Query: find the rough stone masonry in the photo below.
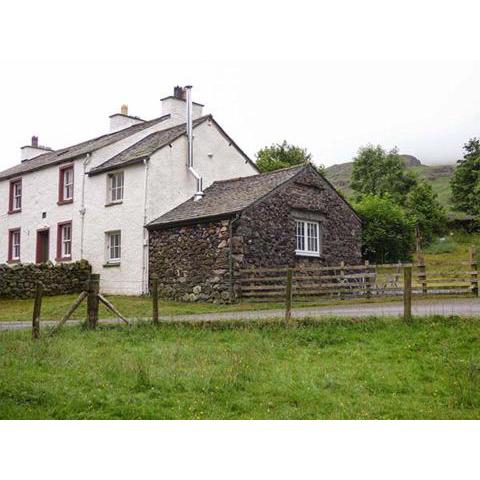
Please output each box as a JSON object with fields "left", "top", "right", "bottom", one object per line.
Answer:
{"left": 148, "top": 165, "right": 362, "bottom": 303}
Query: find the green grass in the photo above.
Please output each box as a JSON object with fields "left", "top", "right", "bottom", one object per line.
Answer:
{"left": 0, "top": 316, "right": 479, "bottom": 419}
{"left": 422, "top": 232, "right": 480, "bottom": 273}
{"left": 424, "top": 237, "right": 459, "bottom": 255}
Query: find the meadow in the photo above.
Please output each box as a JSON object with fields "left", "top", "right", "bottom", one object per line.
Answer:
{"left": 0, "top": 316, "right": 479, "bottom": 419}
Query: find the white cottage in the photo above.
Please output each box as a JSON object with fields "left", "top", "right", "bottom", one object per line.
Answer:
{"left": 0, "top": 86, "right": 258, "bottom": 294}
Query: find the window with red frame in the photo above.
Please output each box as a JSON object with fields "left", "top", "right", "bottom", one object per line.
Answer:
{"left": 9, "top": 179, "right": 22, "bottom": 212}
{"left": 8, "top": 229, "right": 21, "bottom": 262}
{"left": 59, "top": 166, "right": 74, "bottom": 203}
{"left": 57, "top": 222, "right": 72, "bottom": 260}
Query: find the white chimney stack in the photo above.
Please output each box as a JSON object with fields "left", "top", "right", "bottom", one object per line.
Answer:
{"left": 109, "top": 104, "right": 144, "bottom": 133}
{"left": 161, "top": 86, "right": 204, "bottom": 123}
{"left": 21, "top": 136, "right": 52, "bottom": 162}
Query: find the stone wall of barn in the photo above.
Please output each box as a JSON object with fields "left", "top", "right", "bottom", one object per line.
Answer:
{"left": 148, "top": 219, "right": 233, "bottom": 303}
{"left": 0, "top": 260, "right": 91, "bottom": 299}
{"left": 235, "top": 166, "right": 362, "bottom": 271}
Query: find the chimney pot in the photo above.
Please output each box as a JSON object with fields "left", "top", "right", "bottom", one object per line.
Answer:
{"left": 31, "top": 136, "right": 38, "bottom": 148}
{"left": 120, "top": 104, "right": 128, "bottom": 115}
{"left": 173, "top": 86, "right": 183, "bottom": 99}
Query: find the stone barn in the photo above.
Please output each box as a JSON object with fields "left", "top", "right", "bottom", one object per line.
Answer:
{"left": 147, "top": 164, "right": 362, "bottom": 302}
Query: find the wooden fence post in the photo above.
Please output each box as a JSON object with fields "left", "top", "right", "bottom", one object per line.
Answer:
{"left": 284, "top": 269, "right": 293, "bottom": 327}
{"left": 32, "top": 281, "right": 43, "bottom": 339}
{"left": 87, "top": 273, "right": 100, "bottom": 329}
{"left": 403, "top": 266, "right": 412, "bottom": 324}
{"left": 417, "top": 254, "right": 427, "bottom": 295}
{"left": 365, "top": 260, "right": 371, "bottom": 299}
{"left": 469, "top": 246, "right": 478, "bottom": 297}
{"left": 152, "top": 274, "right": 159, "bottom": 325}
{"left": 340, "top": 261, "right": 345, "bottom": 300}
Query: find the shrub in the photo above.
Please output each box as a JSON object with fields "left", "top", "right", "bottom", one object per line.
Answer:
{"left": 354, "top": 195, "right": 415, "bottom": 263}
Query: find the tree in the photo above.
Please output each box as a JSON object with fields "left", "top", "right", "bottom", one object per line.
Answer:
{"left": 351, "top": 144, "right": 417, "bottom": 204}
{"left": 405, "top": 181, "right": 446, "bottom": 244}
{"left": 354, "top": 195, "right": 415, "bottom": 263}
{"left": 451, "top": 138, "right": 480, "bottom": 218}
{"left": 255, "top": 140, "right": 324, "bottom": 174}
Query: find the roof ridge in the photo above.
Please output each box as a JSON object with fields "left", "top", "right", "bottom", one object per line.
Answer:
{"left": 210, "top": 163, "right": 307, "bottom": 186}
{"left": 88, "top": 114, "right": 213, "bottom": 176}
{"left": 53, "top": 114, "right": 170, "bottom": 155}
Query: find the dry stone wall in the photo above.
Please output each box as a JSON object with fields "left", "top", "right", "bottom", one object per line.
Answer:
{"left": 0, "top": 260, "right": 91, "bottom": 299}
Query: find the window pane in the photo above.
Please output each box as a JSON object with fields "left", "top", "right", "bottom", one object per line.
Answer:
{"left": 63, "top": 169, "right": 73, "bottom": 199}
{"left": 296, "top": 221, "right": 305, "bottom": 251}
{"left": 12, "top": 231, "right": 20, "bottom": 259}
{"left": 108, "top": 232, "right": 121, "bottom": 261}
{"left": 307, "top": 222, "right": 318, "bottom": 253}
{"left": 14, "top": 182, "right": 22, "bottom": 209}
{"left": 62, "top": 225, "right": 72, "bottom": 257}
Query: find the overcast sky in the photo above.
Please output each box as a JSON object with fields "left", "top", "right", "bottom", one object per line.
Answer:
{"left": 1, "top": 2, "right": 480, "bottom": 172}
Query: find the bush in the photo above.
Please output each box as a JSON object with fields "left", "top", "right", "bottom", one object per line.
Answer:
{"left": 354, "top": 195, "right": 415, "bottom": 263}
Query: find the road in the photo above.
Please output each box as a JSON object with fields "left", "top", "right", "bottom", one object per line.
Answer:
{"left": 1, "top": 298, "right": 479, "bottom": 331}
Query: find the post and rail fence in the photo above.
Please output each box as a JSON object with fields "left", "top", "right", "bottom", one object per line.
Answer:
{"left": 238, "top": 246, "right": 479, "bottom": 322}
{"left": 28, "top": 246, "right": 478, "bottom": 335}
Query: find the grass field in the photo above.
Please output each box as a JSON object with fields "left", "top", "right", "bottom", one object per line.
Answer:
{"left": 0, "top": 316, "right": 479, "bottom": 419}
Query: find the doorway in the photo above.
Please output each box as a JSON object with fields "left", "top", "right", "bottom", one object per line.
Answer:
{"left": 36, "top": 229, "right": 50, "bottom": 263}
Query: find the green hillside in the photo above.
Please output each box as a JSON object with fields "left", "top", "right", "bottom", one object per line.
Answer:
{"left": 324, "top": 156, "right": 466, "bottom": 220}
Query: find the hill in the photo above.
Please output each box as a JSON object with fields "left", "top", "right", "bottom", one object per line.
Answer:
{"left": 324, "top": 155, "right": 464, "bottom": 220}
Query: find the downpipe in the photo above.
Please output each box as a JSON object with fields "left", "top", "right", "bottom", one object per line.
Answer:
{"left": 142, "top": 158, "right": 150, "bottom": 294}
{"left": 80, "top": 153, "right": 91, "bottom": 259}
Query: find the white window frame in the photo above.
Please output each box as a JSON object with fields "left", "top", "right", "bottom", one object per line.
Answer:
{"left": 106, "top": 231, "right": 121, "bottom": 264}
{"left": 63, "top": 167, "right": 74, "bottom": 201}
{"left": 108, "top": 171, "right": 124, "bottom": 203}
{"left": 11, "top": 230, "right": 21, "bottom": 260}
{"left": 13, "top": 181, "right": 22, "bottom": 211}
{"left": 61, "top": 223, "right": 72, "bottom": 258}
{"left": 295, "top": 219, "right": 321, "bottom": 257}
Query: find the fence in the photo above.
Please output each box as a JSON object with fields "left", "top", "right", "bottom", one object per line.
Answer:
{"left": 237, "top": 247, "right": 479, "bottom": 302}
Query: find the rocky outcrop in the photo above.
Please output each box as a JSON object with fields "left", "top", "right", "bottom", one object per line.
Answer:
{"left": 0, "top": 260, "right": 91, "bottom": 299}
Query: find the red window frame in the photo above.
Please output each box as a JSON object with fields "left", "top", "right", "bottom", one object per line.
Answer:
{"left": 8, "top": 178, "right": 22, "bottom": 214}
{"left": 56, "top": 221, "right": 72, "bottom": 261}
{"left": 7, "top": 228, "right": 21, "bottom": 263}
{"left": 58, "top": 165, "right": 74, "bottom": 205}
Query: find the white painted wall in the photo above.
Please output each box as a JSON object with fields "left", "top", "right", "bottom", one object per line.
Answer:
{"left": 0, "top": 115, "right": 258, "bottom": 295}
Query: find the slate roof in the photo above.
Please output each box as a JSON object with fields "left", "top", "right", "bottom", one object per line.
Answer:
{"left": 0, "top": 115, "right": 171, "bottom": 181}
{"left": 88, "top": 115, "right": 211, "bottom": 176}
{"left": 147, "top": 165, "right": 307, "bottom": 229}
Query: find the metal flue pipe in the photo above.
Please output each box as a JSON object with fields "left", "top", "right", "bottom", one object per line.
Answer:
{"left": 185, "top": 85, "right": 204, "bottom": 201}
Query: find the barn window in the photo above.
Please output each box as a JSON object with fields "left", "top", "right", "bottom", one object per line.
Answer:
{"left": 106, "top": 231, "right": 121, "bottom": 263}
{"left": 108, "top": 172, "right": 124, "bottom": 203}
{"left": 295, "top": 219, "right": 320, "bottom": 256}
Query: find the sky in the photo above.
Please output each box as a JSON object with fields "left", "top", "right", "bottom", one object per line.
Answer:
{"left": 1, "top": 1, "right": 480, "bottom": 173}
